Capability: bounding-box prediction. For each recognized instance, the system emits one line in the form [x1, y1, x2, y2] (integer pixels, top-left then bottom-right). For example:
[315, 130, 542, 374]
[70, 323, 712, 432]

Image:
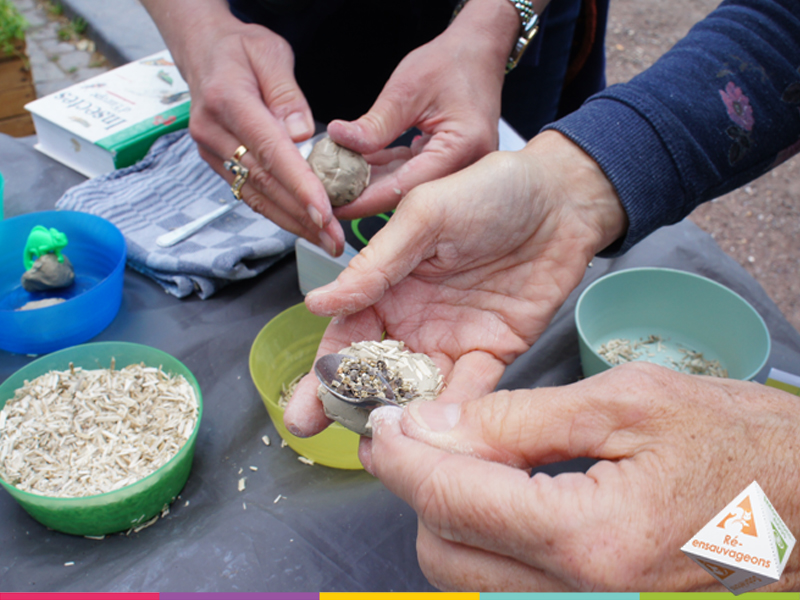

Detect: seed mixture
[317, 340, 445, 436]
[597, 335, 728, 377]
[0, 361, 198, 498]
[328, 355, 417, 403]
[336, 340, 444, 405]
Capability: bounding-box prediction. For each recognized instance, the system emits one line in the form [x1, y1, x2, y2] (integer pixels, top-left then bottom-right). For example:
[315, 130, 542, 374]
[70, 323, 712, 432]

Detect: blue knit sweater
[547, 0, 800, 256]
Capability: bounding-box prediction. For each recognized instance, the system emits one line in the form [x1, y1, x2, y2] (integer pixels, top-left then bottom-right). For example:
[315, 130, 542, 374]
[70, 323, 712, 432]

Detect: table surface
[2, 133, 800, 592]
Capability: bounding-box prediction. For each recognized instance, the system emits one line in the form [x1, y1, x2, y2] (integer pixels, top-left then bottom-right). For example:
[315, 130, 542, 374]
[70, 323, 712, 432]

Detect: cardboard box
[682, 480, 796, 594]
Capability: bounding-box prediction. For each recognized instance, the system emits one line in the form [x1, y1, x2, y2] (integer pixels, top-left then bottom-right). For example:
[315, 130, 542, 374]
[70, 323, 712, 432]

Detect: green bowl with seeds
[575, 268, 770, 380]
[0, 341, 202, 536]
[249, 302, 363, 470]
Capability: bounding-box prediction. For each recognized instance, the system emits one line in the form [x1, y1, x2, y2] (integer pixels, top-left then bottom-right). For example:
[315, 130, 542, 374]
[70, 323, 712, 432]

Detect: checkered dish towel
[56, 130, 296, 299]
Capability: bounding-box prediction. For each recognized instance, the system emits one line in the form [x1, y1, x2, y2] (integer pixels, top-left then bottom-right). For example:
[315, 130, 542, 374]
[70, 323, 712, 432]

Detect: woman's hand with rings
[174, 13, 344, 256]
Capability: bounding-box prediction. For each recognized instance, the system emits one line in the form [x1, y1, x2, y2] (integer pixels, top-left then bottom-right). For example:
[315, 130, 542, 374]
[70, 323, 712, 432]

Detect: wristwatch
[451, 0, 540, 73]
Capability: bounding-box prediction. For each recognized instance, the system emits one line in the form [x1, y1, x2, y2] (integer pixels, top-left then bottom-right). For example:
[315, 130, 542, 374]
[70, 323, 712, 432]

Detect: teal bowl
[0, 341, 202, 536]
[575, 268, 770, 380]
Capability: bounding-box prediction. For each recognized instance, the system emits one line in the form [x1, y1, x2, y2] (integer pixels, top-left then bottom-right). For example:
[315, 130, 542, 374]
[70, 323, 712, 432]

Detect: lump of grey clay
[307, 136, 370, 207]
[21, 253, 75, 292]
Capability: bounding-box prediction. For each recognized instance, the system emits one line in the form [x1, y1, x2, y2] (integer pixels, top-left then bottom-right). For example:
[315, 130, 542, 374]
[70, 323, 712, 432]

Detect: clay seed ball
[307, 136, 370, 206]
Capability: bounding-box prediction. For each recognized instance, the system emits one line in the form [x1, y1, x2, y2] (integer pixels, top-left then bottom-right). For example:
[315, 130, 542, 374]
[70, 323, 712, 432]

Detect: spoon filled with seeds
[314, 353, 400, 408]
[313, 340, 444, 436]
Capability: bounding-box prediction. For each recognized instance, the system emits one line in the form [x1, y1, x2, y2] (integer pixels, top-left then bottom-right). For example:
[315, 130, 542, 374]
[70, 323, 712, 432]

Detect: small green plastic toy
[23, 225, 69, 270]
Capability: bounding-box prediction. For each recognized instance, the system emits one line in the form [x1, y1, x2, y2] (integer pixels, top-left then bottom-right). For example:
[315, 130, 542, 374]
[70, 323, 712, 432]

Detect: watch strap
[450, 0, 540, 73]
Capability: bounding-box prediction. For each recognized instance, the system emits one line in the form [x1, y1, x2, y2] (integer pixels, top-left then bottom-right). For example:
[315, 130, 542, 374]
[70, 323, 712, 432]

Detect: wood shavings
[261, 435, 271, 446]
[278, 373, 304, 409]
[677, 348, 728, 377]
[131, 514, 159, 533]
[238, 477, 246, 492]
[274, 494, 284, 504]
[598, 335, 728, 377]
[249, 466, 258, 471]
[598, 338, 644, 364]
[0, 362, 198, 498]
[64, 561, 75, 567]
[280, 439, 288, 448]
[297, 456, 314, 466]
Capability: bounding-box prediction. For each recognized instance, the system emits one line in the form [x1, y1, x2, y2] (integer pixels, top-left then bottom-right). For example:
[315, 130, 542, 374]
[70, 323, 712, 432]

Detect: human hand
[283, 131, 627, 436]
[361, 363, 800, 591]
[146, 2, 343, 255]
[325, 0, 520, 219]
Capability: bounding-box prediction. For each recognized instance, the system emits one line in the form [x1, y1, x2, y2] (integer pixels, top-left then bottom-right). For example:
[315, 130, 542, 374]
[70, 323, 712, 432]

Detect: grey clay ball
[307, 136, 370, 207]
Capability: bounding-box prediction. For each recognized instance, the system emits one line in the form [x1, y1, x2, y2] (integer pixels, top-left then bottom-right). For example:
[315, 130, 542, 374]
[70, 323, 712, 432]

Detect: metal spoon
[156, 132, 327, 248]
[314, 353, 399, 408]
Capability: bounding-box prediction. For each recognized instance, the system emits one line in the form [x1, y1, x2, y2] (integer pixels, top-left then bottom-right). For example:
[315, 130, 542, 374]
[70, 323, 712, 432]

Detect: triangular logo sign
[696, 558, 736, 580]
[772, 521, 788, 563]
[717, 495, 758, 537]
[683, 481, 796, 595]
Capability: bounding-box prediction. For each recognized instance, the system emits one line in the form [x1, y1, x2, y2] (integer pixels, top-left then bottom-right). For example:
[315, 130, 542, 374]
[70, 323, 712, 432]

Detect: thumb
[400, 374, 638, 469]
[304, 190, 442, 317]
[327, 90, 421, 155]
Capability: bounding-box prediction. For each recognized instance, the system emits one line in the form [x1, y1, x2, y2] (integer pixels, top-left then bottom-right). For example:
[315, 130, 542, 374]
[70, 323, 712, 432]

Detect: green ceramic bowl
[249, 302, 363, 470]
[575, 268, 770, 380]
[0, 341, 202, 536]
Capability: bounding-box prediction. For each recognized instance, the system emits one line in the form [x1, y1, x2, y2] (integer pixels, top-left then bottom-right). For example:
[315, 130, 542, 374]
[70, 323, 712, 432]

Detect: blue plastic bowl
[0, 211, 126, 355]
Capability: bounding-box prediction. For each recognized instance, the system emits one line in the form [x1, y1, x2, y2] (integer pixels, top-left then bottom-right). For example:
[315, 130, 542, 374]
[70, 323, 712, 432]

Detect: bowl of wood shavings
[575, 268, 770, 380]
[0, 341, 202, 536]
[249, 302, 364, 470]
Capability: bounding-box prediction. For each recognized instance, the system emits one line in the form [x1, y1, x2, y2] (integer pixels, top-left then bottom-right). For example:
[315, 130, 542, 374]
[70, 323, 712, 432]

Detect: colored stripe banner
[1, 593, 798, 599]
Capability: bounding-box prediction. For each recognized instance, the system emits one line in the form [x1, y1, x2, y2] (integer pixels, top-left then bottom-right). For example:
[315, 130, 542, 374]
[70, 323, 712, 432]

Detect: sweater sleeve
[545, 0, 800, 256]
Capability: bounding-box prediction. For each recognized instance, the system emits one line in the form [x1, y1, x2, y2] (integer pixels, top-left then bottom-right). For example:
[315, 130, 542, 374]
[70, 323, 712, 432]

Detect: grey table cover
[1, 133, 799, 592]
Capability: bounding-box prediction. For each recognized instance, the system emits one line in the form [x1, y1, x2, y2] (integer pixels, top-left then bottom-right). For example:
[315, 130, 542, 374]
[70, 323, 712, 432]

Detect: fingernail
[307, 205, 325, 229]
[285, 112, 312, 139]
[318, 230, 337, 256]
[409, 401, 460, 433]
[287, 424, 304, 438]
[306, 279, 339, 298]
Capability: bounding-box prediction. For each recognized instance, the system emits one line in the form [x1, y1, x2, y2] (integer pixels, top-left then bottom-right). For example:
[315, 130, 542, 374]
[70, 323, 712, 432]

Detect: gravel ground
[606, 0, 800, 333]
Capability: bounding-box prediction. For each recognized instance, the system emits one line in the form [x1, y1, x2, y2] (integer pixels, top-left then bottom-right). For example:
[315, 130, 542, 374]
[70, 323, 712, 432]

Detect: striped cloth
[56, 130, 296, 299]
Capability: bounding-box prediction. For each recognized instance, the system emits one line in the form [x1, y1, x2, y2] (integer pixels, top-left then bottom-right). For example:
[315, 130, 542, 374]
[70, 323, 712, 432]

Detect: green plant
[57, 15, 87, 41]
[0, 0, 29, 59]
[45, 1, 63, 18]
